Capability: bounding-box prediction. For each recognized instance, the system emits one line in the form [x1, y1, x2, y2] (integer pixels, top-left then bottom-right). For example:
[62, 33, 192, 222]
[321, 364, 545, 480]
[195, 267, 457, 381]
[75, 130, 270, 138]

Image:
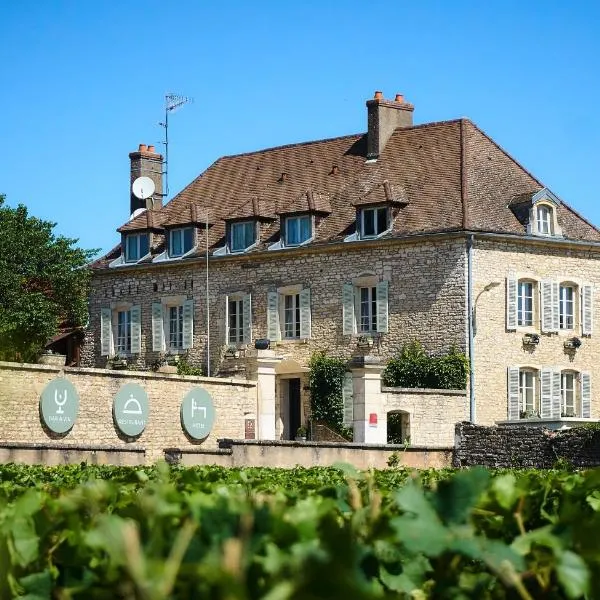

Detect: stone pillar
[255, 350, 283, 440]
[349, 354, 386, 444]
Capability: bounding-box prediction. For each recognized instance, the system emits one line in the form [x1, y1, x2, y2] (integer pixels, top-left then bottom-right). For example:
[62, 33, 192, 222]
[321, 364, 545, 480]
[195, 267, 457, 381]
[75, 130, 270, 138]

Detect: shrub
[383, 341, 468, 389]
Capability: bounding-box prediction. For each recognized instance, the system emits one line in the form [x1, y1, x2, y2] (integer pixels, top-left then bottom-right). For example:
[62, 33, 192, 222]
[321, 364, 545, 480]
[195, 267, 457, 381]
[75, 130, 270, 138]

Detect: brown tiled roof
[94, 117, 600, 268]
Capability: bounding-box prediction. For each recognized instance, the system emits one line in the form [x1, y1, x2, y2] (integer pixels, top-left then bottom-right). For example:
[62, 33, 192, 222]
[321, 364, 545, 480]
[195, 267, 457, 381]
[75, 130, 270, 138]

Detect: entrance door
[288, 378, 301, 440]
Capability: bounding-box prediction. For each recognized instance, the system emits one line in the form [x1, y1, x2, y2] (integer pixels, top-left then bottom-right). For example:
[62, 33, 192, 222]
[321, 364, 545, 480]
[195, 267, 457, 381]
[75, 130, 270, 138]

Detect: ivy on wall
[382, 341, 468, 390]
[308, 352, 352, 439]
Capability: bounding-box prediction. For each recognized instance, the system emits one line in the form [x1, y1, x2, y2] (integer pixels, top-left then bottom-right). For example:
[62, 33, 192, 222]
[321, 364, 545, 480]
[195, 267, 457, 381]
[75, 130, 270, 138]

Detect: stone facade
[472, 237, 600, 425]
[82, 236, 467, 373]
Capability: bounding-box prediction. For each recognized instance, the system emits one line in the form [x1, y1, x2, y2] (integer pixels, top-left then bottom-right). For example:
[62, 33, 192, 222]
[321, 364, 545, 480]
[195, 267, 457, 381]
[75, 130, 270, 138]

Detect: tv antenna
[159, 93, 193, 199]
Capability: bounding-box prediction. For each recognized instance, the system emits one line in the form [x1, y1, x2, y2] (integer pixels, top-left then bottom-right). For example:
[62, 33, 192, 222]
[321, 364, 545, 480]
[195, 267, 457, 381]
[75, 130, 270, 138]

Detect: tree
[0, 194, 96, 361]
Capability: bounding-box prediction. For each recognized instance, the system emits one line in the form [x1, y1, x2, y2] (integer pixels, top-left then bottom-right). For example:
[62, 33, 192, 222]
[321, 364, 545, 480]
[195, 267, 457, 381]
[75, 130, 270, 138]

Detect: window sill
[273, 338, 309, 346]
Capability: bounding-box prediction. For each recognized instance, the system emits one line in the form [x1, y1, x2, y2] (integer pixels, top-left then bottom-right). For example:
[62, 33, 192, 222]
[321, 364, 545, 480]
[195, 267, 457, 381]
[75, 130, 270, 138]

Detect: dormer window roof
[510, 188, 562, 238]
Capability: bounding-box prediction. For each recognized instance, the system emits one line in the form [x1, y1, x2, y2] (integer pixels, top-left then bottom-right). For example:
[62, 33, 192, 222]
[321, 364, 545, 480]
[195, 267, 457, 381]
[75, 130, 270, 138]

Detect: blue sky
[1, 1, 599, 255]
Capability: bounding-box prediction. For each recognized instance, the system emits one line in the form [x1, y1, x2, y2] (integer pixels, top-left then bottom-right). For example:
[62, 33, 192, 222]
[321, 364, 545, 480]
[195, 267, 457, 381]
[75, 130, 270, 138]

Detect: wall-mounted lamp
[522, 333, 540, 346]
[255, 338, 271, 350]
[564, 337, 582, 350]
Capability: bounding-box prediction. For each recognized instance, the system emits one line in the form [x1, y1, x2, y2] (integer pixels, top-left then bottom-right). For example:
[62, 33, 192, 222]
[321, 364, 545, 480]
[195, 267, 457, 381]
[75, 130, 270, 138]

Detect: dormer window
[125, 233, 149, 263]
[536, 205, 553, 235]
[285, 215, 312, 246]
[229, 220, 256, 253]
[360, 206, 389, 239]
[169, 227, 194, 257]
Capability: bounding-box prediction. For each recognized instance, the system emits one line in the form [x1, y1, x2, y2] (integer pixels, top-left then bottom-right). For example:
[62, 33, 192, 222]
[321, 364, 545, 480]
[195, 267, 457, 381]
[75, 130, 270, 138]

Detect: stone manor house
[82, 91, 600, 442]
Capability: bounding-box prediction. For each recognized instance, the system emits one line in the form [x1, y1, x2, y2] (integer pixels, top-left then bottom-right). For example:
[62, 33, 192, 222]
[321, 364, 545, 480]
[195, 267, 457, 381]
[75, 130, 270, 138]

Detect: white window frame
[167, 304, 184, 350]
[228, 297, 245, 344]
[358, 286, 378, 333]
[359, 206, 389, 239]
[124, 233, 149, 263]
[517, 280, 534, 327]
[284, 215, 312, 246]
[519, 368, 538, 417]
[229, 220, 257, 253]
[282, 292, 301, 339]
[536, 205, 553, 235]
[160, 296, 187, 353]
[115, 309, 132, 354]
[559, 283, 576, 331]
[169, 227, 194, 258]
[561, 370, 577, 417]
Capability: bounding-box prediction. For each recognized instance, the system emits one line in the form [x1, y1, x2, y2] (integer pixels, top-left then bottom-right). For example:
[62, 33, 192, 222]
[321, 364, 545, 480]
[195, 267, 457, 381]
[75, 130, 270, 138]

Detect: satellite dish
[132, 176, 155, 200]
[129, 208, 147, 221]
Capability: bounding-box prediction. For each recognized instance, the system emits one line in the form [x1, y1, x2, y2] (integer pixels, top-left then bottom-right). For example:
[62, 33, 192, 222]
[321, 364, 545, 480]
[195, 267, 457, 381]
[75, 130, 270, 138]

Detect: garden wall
[0, 362, 256, 463]
[454, 422, 600, 468]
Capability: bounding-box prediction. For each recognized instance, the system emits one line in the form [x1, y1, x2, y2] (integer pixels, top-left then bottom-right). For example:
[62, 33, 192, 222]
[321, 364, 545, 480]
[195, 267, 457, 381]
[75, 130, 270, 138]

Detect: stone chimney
[129, 143, 164, 215]
[366, 91, 414, 159]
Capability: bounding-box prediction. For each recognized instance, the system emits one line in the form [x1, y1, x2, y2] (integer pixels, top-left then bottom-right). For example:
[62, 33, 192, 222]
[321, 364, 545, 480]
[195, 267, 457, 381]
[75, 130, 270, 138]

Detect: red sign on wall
[245, 419, 256, 439]
[369, 413, 378, 427]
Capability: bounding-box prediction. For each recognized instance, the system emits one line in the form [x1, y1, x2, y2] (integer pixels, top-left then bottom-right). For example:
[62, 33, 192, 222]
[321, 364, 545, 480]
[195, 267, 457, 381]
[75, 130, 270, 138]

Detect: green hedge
[382, 340, 468, 389]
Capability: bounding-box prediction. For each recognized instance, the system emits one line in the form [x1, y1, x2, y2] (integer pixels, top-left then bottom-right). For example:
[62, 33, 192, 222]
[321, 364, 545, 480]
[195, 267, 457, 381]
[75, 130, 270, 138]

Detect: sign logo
[181, 388, 215, 439]
[113, 383, 149, 437]
[40, 378, 79, 434]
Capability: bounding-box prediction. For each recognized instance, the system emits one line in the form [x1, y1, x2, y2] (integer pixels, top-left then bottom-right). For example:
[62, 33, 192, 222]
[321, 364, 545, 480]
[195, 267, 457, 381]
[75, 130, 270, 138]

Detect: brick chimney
[129, 143, 164, 215]
[366, 91, 414, 159]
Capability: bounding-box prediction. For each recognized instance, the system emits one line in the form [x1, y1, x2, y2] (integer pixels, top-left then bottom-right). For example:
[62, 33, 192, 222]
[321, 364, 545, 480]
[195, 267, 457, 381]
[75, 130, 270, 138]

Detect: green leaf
[17, 571, 52, 600]
[11, 517, 39, 567]
[556, 551, 589, 598]
[491, 474, 519, 510]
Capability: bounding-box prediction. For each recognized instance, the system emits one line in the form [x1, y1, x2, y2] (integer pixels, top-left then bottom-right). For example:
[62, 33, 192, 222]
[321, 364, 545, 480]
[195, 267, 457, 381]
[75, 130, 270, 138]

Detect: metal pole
[206, 210, 210, 377]
[467, 234, 475, 423]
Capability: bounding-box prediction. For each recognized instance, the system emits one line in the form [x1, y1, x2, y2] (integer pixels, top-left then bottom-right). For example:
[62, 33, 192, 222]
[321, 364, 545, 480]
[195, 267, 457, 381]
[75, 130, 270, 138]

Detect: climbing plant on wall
[382, 340, 468, 389]
[308, 351, 351, 439]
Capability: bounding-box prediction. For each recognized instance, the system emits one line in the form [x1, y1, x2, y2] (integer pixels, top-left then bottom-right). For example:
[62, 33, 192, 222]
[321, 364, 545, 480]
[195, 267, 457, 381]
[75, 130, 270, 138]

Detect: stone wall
[454, 422, 600, 468]
[0, 362, 256, 463]
[472, 238, 600, 425]
[381, 387, 468, 446]
[82, 236, 467, 374]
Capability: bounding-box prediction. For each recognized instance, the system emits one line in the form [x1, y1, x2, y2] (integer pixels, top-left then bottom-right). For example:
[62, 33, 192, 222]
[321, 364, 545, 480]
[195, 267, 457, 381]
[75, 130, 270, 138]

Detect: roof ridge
[219, 132, 364, 160]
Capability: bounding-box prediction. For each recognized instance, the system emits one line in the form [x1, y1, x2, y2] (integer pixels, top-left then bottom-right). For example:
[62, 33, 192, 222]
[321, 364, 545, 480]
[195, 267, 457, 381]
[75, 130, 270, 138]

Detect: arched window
[517, 279, 536, 326]
[535, 204, 554, 235]
[559, 282, 577, 330]
[519, 368, 538, 417]
[561, 370, 577, 417]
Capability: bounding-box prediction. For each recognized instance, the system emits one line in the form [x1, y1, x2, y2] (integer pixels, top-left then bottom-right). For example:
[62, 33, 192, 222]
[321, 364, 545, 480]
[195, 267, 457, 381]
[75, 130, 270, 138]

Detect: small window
[125, 233, 149, 263]
[360, 207, 388, 238]
[169, 227, 194, 257]
[116, 310, 131, 353]
[519, 369, 537, 417]
[285, 215, 311, 246]
[559, 284, 575, 330]
[230, 221, 256, 252]
[228, 298, 244, 343]
[518, 281, 534, 326]
[168, 305, 184, 349]
[283, 293, 301, 339]
[536, 205, 554, 235]
[359, 286, 378, 332]
[561, 371, 577, 417]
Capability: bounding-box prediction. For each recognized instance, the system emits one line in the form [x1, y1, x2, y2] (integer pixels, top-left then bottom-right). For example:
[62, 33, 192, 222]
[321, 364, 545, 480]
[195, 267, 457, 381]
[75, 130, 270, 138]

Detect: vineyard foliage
[1, 464, 599, 598]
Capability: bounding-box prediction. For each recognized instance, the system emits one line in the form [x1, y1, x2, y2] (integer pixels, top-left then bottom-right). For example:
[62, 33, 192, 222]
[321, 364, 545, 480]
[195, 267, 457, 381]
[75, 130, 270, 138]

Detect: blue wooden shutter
[581, 372, 591, 418]
[507, 366, 520, 420]
[342, 284, 355, 335]
[182, 299, 194, 349]
[242, 294, 252, 344]
[152, 303, 164, 352]
[299, 288, 311, 339]
[130, 305, 141, 354]
[267, 292, 280, 341]
[376, 280, 389, 333]
[540, 368, 553, 418]
[100, 307, 112, 356]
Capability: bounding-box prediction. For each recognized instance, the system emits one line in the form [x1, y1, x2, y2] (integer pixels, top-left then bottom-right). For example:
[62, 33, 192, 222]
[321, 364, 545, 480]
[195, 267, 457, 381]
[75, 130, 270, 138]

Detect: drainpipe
[467, 234, 475, 423]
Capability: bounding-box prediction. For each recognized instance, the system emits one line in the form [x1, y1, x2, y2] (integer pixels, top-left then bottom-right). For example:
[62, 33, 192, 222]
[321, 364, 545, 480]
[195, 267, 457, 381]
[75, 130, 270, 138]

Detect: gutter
[466, 234, 475, 423]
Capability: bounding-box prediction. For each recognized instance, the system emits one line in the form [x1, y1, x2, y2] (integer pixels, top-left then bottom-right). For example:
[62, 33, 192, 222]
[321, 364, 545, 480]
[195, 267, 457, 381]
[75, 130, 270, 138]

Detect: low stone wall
[381, 387, 468, 446]
[454, 422, 600, 468]
[0, 362, 256, 463]
[168, 440, 454, 469]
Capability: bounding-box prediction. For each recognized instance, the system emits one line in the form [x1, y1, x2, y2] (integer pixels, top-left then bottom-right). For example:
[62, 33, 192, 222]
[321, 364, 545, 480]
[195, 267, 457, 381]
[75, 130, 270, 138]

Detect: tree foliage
[0, 194, 96, 361]
[308, 351, 351, 438]
[382, 340, 469, 389]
